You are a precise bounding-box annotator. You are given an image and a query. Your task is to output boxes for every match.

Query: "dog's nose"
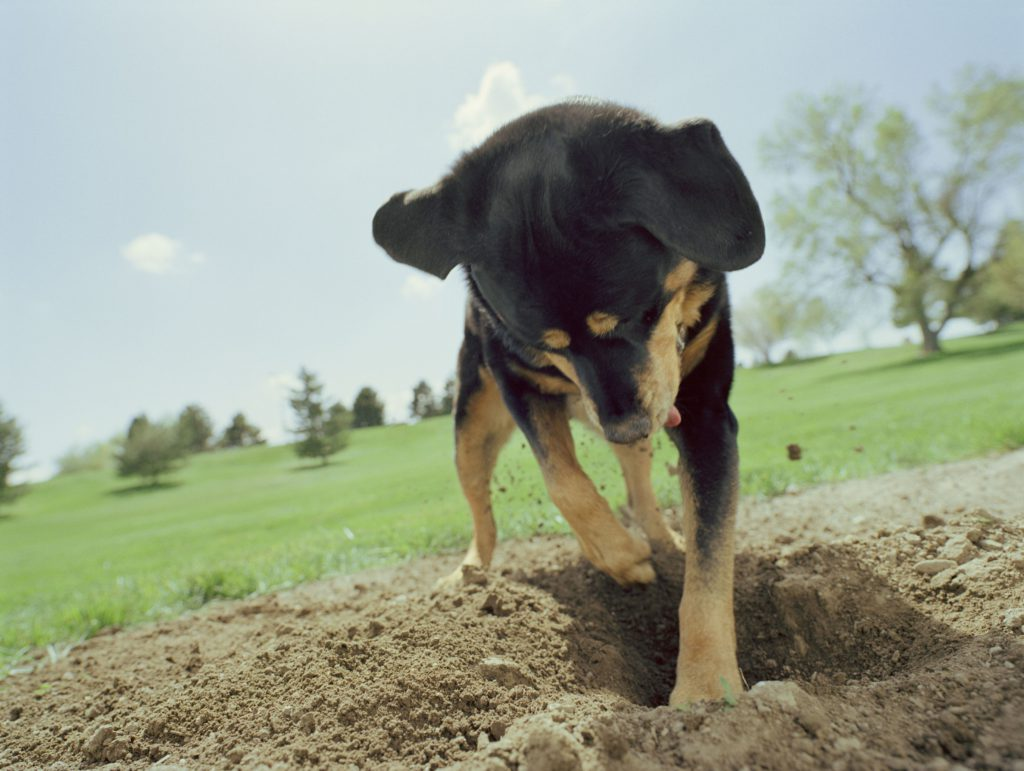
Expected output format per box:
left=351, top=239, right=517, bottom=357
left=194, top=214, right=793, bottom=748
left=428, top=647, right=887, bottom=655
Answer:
left=603, top=414, right=653, bottom=445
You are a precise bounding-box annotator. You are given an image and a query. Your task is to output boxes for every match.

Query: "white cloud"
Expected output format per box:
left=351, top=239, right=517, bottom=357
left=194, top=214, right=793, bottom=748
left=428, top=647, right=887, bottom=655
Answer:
left=449, top=62, right=558, bottom=152
left=121, top=233, right=205, bottom=275
left=400, top=273, right=442, bottom=300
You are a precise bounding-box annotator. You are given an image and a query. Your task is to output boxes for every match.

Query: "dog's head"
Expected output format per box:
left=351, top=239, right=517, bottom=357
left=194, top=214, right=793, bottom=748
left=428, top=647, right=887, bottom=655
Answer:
left=374, top=102, right=764, bottom=444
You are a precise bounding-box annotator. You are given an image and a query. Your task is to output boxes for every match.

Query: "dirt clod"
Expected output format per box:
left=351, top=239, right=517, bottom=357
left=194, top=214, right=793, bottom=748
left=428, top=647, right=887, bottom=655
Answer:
left=1, top=450, right=1022, bottom=770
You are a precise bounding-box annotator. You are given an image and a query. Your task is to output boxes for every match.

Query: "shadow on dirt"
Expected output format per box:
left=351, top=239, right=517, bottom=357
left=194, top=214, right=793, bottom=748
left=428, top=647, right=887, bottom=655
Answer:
left=511, top=543, right=965, bottom=708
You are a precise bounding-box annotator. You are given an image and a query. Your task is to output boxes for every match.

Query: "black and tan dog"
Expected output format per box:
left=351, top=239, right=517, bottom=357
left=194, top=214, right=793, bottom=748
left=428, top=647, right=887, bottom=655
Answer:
left=372, top=100, right=764, bottom=705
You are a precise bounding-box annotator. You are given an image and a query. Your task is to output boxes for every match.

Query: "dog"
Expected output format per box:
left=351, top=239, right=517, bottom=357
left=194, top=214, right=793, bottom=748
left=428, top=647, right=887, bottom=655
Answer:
left=372, top=100, right=764, bottom=705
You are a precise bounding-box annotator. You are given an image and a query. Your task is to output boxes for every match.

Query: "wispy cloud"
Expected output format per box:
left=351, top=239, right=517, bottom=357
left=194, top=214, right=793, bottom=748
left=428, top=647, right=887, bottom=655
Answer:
left=400, top=273, right=442, bottom=300
left=448, top=62, right=574, bottom=152
left=121, top=233, right=205, bottom=275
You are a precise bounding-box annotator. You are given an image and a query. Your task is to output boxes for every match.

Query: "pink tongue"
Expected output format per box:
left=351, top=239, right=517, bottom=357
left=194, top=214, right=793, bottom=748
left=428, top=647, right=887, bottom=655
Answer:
left=664, top=405, right=681, bottom=428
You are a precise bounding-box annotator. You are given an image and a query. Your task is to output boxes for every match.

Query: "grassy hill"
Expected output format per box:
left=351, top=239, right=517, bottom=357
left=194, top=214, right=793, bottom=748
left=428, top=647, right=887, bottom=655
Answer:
left=3, top=324, right=1022, bottom=668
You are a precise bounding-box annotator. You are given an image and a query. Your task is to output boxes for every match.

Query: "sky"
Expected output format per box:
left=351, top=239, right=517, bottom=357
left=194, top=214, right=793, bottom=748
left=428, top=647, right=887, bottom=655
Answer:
left=2, top=0, right=1022, bottom=481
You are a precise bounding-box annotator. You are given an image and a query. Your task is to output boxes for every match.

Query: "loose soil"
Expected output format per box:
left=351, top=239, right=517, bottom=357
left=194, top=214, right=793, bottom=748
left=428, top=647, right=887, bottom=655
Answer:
left=2, top=451, right=1023, bottom=770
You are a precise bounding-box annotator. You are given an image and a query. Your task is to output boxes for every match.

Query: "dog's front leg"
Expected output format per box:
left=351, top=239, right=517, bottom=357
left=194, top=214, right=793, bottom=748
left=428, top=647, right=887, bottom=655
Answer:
left=505, top=387, right=656, bottom=586
left=665, top=397, right=742, bottom=705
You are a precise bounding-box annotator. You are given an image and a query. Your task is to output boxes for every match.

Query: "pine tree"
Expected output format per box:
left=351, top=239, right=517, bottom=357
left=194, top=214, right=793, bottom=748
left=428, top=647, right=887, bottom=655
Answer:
left=289, top=368, right=349, bottom=465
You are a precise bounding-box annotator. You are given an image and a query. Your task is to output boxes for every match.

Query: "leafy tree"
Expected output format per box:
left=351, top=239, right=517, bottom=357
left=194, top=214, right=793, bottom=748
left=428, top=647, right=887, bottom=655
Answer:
left=116, top=414, right=186, bottom=486
left=176, top=403, right=214, bottom=454
left=352, top=386, right=386, bottom=428
left=761, top=68, right=1024, bottom=354
left=735, top=284, right=849, bottom=365
left=439, top=378, right=456, bottom=416
left=57, top=438, right=118, bottom=475
left=219, top=413, right=266, bottom=448
left=964, top=220, right=1024, bottom=327
left=410, top=380, right=436, bottom=419
left=289, top=368, right=349, bottom=465
left=0, top=403, right=27, bottom=507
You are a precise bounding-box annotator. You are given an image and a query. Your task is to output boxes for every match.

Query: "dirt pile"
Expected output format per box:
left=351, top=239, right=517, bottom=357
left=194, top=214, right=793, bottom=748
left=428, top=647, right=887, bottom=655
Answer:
left=2, top=450, right=1022, bottom=769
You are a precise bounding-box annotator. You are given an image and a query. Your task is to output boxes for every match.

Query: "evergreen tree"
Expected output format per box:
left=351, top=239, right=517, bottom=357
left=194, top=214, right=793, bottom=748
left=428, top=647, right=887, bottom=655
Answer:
left=219, top=413, right=266, bottom=448
left=410, top=380, right=435, bottom=419
left=352, top=386, right=386, bottom=428
left=289, top=368, right=349, bottom=465
left=176, top=403, right=214, bottom=454
left=0, top=403, right=27, bottom=508
left=116, top=414, right=186, bottom=486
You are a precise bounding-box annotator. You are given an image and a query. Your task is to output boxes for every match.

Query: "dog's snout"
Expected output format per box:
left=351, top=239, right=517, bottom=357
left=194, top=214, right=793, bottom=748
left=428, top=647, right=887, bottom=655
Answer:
left=603, top=414, right=653, bottom=445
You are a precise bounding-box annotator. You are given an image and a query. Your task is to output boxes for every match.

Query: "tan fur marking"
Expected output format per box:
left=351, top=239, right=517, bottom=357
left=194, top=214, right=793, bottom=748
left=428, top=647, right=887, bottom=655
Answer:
left=528, top=400, right=654, bottom=585
left=586, top=311, right=620, bottom=336
left=664, top=260, right=699, bottom=293
left=507, top=360, right=580, bottom=396
left=612, top=440, right=684, bottom=550
left=635, top=282, right=719, bottom=423
left=669, top=463, right=741, bottom=705
left=679, top=316, right=719, bottom=381
left=440, top=366, right=516, bottom=588
left=541, top=328, right=571, bottom=349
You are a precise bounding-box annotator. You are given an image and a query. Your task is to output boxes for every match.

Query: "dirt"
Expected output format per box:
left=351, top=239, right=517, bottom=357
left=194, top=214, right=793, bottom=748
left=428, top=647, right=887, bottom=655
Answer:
left=2, top=450, right=1023, bottom=770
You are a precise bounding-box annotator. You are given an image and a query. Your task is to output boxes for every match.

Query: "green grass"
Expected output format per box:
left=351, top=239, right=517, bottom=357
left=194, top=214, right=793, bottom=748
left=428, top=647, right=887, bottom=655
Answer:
left=2, top=323, right=1023, bottom=670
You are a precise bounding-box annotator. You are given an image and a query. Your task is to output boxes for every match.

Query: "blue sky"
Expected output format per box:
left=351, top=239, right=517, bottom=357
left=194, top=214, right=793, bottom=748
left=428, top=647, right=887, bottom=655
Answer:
left=2, top=0, right=1022, bottom=480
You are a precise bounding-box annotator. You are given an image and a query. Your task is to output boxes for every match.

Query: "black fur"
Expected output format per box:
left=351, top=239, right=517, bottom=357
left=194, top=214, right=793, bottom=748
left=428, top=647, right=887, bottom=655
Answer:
left=373, top=101, right=764, bottom=698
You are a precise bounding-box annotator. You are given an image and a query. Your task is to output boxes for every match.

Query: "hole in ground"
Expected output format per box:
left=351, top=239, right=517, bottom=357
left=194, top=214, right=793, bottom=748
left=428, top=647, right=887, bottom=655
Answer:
left=516, top=543, right=963, bottom=706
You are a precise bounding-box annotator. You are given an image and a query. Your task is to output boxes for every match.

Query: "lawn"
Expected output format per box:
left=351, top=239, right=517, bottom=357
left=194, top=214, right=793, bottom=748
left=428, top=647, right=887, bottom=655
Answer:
left=2, top=323, right=1022, bottom=668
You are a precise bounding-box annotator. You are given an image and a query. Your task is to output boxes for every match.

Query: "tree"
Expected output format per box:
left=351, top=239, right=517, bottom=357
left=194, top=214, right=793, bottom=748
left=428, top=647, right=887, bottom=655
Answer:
left=0, top=403, right=27, bottom=508
left=219, top=413, right=266, bottom=448
left=57, top=438, right=118, bottom=475
left=289, top=368, right=349, bottom=465
left=439, top=378, right=456, bottom=415
left=734, top=284, right=849, bottom=365
left=410, top=380, right=436, bottom=419
left=116, top=414, right=186, bottom=486
left=761, top=68, right=1024, bottom=354
left=176, top=403, right=214, bottom=454
left=352, top=386, right=386, bottom=428
left=964, top=219, right=1024, bottom=327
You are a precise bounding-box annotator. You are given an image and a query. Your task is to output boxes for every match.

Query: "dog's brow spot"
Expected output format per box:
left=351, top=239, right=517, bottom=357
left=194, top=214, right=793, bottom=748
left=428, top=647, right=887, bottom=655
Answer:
left=402, top=183, right=442, bottom=205
left=586, top=312, right=620, bottom=336
left=664, top=261, right=699, bottom=293
left=541, top=329, right=571, bottom=349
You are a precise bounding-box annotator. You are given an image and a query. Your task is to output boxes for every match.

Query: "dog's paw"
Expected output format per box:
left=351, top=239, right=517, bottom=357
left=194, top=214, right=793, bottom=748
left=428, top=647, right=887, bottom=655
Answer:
left=593, top=534, right=656, bottom=586
left=669, top=668, right=743, bottom=707
left=433, top=563, right=489, bottom=592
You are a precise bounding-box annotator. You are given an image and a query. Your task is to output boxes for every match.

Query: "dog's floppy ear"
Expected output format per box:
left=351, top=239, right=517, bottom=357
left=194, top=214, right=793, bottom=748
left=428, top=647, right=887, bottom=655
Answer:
left=372, top=180, right=464, bottom=279
left=629, top=119, right=765, bottom=272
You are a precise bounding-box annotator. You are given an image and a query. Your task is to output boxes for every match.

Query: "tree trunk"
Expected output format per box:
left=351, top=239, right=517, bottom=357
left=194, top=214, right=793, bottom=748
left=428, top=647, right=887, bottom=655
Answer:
left=919, top=320, right=942, bottom=355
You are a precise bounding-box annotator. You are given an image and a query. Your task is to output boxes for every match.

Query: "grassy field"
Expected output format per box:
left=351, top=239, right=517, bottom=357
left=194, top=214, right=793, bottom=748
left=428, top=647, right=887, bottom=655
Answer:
left=2, top=323, right=1023, bottom=669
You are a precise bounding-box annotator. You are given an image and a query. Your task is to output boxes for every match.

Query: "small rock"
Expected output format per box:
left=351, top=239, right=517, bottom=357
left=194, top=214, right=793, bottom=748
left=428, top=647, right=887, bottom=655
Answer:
left=477, top=732, right=490, bottom=750
left=478, top=657, right=532, bottom=687
left=490, top=719, right=508, bottom=740
left=965, top=528, right=984, bottom=544
left=957, top=559, right=987, bottom=580
left=930, top=567, right=958, bottom=590
left=914, top=559, right=958, bottom=576
left=481, top=593, right=512, bottom=616
left=922, top=514, right=946, bottom=528
left=227, top=748, right=245, bottom=764
left=938, top=536, right=979, bottom=565
left=747, top=681, right=829, bottom=737
left=9, top=706, right=22, bottom=721
left=834, top=736, right=863, bottom=752
left=299, top=712, right=316, bottom=734
left=1002, top=608, right=1024, bottom=630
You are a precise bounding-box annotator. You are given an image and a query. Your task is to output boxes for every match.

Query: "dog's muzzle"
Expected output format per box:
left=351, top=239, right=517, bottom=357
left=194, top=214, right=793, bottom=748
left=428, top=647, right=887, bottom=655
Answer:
left=602, top=414, right=653, bottom=444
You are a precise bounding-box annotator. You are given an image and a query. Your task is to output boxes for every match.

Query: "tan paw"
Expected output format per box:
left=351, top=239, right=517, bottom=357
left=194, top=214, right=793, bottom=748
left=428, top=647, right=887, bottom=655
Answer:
left=585, top=532, right=656, bottom=586
left=669, top=666, right=743, bottom=707
left=433, top=562, right=489, bottom=591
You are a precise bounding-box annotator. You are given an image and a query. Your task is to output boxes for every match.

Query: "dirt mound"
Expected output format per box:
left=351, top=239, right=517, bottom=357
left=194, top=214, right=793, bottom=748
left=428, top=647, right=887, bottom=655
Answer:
left=2, top=451, right=1023, bottom=769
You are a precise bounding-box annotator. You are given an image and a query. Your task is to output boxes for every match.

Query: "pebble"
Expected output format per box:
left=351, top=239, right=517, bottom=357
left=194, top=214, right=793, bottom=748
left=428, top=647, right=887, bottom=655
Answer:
left=930, top=568, right=958, bottom=590
left=922, top=514, right=946, bottom=528
left=938, top=536, right=979, bottom=565
left=1002, top=608, right=1024, bottom=630
left=914, top=559, right=957, bottom=575
left=478, top=657, right=532, bottom=688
